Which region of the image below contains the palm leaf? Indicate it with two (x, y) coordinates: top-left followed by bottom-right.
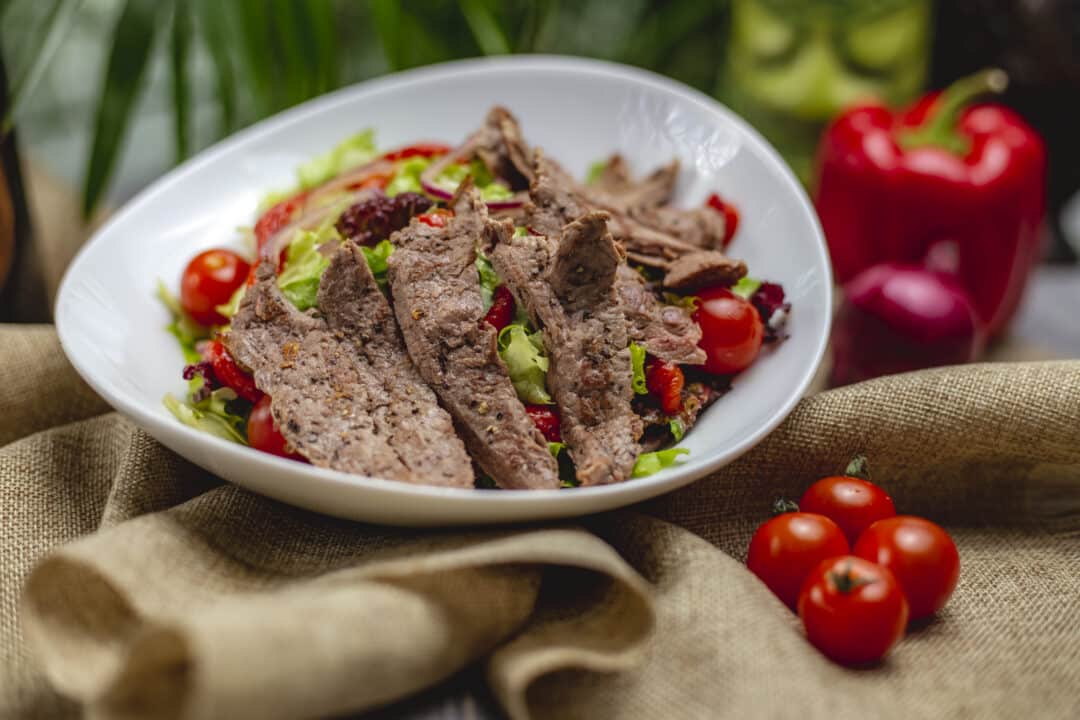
(235, 0), (275, 114)
(458, 0), (511, 55)
(196, 0), (237, 134)
(170, 0), (192, 162)
(305, 0), (339, 95)
(370, 0), (403, 71)
(2, 0), (86, 134)
(82, 0), (171, 217)
(270, 0), (311, 107)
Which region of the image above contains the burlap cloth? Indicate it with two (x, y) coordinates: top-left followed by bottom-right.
(1, 324), (1078, 719)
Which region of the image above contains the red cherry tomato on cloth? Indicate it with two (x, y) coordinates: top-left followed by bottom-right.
(854, 516), (960, 620)
(484, 285), (517, 332)
(382, 143), (453, 162)
(203, 340), (262, 403)
(800, 475), (897, 546)
(798, 555), (909, 666)
(693, 287), (764, 375)
(524, 405), (561, 443)
(180, 249), (251, 327)
(646, 358), (685, 416)
(706, 193), (740, 248)
(747, 513), (850, 609)
(247, 395), (301, 459)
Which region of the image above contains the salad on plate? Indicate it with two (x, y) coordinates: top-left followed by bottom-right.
(160, 107), (790, 490)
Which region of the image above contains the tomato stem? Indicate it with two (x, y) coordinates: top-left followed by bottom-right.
(845, 455), (870, 480)
(772, 497), (800, 516)
(830, 563), (875, 594)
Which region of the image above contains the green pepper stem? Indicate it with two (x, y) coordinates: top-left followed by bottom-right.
(898, 68), (1009, 154)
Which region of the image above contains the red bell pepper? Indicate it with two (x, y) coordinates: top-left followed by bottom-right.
(814, 69), (1045, 337)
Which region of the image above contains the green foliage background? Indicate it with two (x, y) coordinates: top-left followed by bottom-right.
(0, 0), (732, 216)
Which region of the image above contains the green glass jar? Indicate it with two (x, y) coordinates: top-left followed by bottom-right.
(719, 0), (932, 182)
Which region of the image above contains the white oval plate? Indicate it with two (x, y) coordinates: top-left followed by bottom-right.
(56, 56), (831, 526)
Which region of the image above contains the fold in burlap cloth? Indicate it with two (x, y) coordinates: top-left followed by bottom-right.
(2, 324), (1078, 719)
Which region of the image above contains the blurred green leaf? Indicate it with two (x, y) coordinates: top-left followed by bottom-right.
(2, 0), (86, 134)
(305, 0), (339, 94)
(370, 0), (402, 71)
(235, 0), (275, 114)
(271, 0), (310, 106)
(459, 0), (511, 55)
(197, 0), (238, 133)
(82, 0), (170, 217)
(622, 0), (724, 68)
(170, 0), (192, 162)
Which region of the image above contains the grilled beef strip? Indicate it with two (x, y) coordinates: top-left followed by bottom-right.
(589, 154), (678, 210)
(491, 212), (642, 486)
(386, 181), (560, 490)
(526, 150), (704, 365)
(472, 106), (534, 191)
(617, 265), (706, 365)
(663, 250), (748, 292)
(224, 244), (473, 487)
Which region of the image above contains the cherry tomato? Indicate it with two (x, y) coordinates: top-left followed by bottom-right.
(706, 193), (740, 248)
(254, 193), (307, 251)
(646, 358), (685, 416)
(417, 209), (452, 228)
(203, 339), (262, 403)
(382, 142), (453, 162)
(484, 285), (516, 332)
(524, 405), (561, 443)
(798, 555), (909, 665)
(247, 395), (298, 459)
(854, 516), (960, 620)
(693, 287), (764, 375)
(800, 475), (896, 545)
(746, 512), (850, 609)
(180, 249), (251, 327)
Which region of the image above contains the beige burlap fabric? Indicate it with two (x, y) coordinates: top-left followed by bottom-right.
(2, 324), (1079, 719)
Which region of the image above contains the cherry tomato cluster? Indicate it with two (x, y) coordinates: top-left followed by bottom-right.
(746, 457), (960, 666)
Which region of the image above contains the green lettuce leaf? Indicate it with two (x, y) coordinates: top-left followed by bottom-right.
(156, 280), (207, 363)
(435, 159), (513, 201)
(585, 159), (607, 185)
(731, 277), (762, 300)
(662, 292), (700, 312)
(164, 380), (249, 445)
(385, 156), (430, 197)
(497, 324), (552, 404)
(629, 342), (648, 395)
(216, 283), (246, 320)
(476, 251), (500, 310)
(361, 239), (395, 290)
(632, 447), (690, 478)
(297, 129), (377, 190)
(278, 228), (336, 311)
(512, 225), (528, 237)
(669, 418), (685, 442)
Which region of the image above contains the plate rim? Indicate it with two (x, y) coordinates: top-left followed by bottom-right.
(55, 54), (832, 513)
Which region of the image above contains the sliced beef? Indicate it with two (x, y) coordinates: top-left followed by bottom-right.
(588, 155), (678, 211)
(631, 205), (728, 250)
(616, 265), (706, 365)
(386, 182), (559, 490)
(663, 250), (748, 292)
(473, 106), (533, 191)
(491, 213), (642, 486)
(635, 377), (727, 451)
(224, 245), (473, 487)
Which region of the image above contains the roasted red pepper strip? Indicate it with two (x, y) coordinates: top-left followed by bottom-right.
(525, 405), (562, 443)
(814, 69), (1045, 338)
(254, 192), (308, 253)
(382, 143), (453, 162)
(204, 339), (262, 403)
(645, 358), (685, 416)
(706, 193), (740, 249)
(483, 285), (516, 332)
(417, 208), (453, 228)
